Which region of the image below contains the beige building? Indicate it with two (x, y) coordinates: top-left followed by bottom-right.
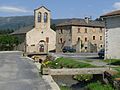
(12, 6), (56, 53)
(56, 18), (105, 53)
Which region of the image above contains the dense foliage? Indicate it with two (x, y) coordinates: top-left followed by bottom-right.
(0, 35), (20, 51)
(0, 29), (14, 34)
(50, 24), (56, 31)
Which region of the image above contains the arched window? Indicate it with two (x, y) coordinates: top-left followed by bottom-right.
(38, 12), (41, 22)
(44, 12), (48, 23)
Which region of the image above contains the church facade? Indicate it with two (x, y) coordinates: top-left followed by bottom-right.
(12, 6), (56, 53)
(26, 6), (56, 53)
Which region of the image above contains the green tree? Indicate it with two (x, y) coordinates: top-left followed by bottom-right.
(50, 24), (56, 31)
(0, 35), (20, 51)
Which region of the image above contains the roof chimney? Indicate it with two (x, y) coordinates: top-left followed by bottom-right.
(85, 16), (91, 23)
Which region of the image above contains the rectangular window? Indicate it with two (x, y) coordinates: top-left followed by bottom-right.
(100, 28), (102, 33)
(60, 38), (63, 43)
(31, 44), (35, 46)
(85, 37), (87, 42)
(78, 28), (80, 33)
(85, 28), (87, 33)
(100, 36), (102, 40)
(46, 37), (49, 43)
(93, 36), (95, 40)
(60, 29), (63, 34)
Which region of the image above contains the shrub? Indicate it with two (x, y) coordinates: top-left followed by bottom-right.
(73, 74), (93, 81)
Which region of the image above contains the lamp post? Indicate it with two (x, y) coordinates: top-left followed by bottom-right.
(109, 58), (111, 70)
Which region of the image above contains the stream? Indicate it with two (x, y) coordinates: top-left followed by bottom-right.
(52, 74), (103, 90)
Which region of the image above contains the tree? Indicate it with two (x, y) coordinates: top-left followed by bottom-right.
(0, 35), (20, 51)
(50, 24), (57, 31)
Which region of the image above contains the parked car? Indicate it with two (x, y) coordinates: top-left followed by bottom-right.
(62, 46), (76, 53)
(98, 49), (105, 58)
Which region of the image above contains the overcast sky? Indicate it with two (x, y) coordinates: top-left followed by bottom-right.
(0, 0), (120, 19)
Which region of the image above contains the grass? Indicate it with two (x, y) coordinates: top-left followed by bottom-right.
(47, 57), (95, 69)
(60, 86), (71, 90)
(104, 59), (120, 65)
(112, 67), (120, 78)
(84, 60), (93, 62)
(87, 81), (115, 90)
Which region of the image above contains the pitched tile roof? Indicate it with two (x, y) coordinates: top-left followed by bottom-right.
(57, 18), (105, 27)
(101, 10), (120, 17)
(11, 25), (34, 35)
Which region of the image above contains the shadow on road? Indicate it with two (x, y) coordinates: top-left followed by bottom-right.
(87, 57), (104, 60)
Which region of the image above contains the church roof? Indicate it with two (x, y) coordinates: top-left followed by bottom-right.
(101, 10), (120, 17)
(34, 6), (50, 12)
(11, 25), (33, 35)
(57, 18), (105, 28)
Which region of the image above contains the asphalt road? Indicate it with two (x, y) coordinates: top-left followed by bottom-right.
(0, 51), (50, 90)
(51, 53), (103, 60)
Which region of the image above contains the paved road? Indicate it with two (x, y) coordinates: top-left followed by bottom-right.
(0, 51), (50, 90)
(50, 53), (103, 60)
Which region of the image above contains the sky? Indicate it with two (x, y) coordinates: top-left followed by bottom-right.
(0, 0), (120, 19)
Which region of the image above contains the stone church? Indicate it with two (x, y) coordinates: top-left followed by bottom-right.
(12, 6), (56, 53)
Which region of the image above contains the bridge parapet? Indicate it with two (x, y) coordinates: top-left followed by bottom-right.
(43, 68), (110, 75)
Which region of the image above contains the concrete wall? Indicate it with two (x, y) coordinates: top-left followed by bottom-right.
(105, 16), (120, 59)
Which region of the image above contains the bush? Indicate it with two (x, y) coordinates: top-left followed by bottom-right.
(73, 74), (93, 81)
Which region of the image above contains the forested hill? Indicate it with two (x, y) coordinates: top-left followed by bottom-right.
(0, 16), (76, 31)
(0, 16), (34, 30)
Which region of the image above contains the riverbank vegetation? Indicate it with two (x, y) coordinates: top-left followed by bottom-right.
(43, 57), (95, 69)
(60, 86), (71, 90)
(86, 81), (115, 90)
(73, 74), (93, 81)
(113, 67), (120, 78)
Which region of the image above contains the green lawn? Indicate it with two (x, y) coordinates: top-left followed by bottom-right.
(47, 57), (95, 69)
(104, 59), (120, 65)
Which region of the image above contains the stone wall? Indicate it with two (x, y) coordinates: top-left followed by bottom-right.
(42, 68), (109, 75)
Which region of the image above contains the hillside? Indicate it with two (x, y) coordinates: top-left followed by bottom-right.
(0, 16), (75, 31)
(0, 16), (34, 30)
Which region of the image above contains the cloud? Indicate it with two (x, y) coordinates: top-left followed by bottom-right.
(0, 6), (32, 13)
(113, 2), (120, 10)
